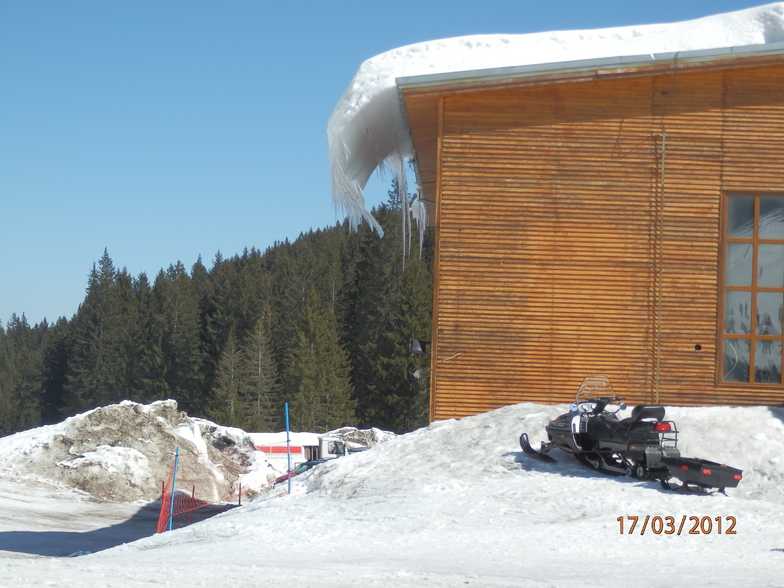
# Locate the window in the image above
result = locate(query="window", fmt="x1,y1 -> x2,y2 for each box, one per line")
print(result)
722,194 -> 784,384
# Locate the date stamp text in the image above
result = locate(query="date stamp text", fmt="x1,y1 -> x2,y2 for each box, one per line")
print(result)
617,516 -> 737,535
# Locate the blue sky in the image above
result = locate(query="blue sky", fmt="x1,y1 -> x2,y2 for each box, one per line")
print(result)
0,0 -> 768,325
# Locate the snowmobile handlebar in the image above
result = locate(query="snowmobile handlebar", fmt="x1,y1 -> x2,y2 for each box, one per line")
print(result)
572,396 -> 626,415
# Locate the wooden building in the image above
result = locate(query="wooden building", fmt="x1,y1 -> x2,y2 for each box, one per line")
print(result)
395,43 -> 784,420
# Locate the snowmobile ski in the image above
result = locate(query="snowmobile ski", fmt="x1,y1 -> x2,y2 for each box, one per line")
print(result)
519,433 -> 556,462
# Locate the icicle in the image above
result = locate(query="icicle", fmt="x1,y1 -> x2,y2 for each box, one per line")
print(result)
328,84 -> 414,237
410,194 -> 428,257
385,152 -> 414,266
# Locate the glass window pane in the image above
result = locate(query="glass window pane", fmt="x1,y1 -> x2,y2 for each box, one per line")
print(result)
723,339 -> 750,383
726,243 -> 753,286
728,195 -> 754,238
755,340 -> 782,383
758,244 -> 784,287
725,291 -> 751,334
759,196 -> 784,240
723,194 -> 784,386
756,292 -> 783,335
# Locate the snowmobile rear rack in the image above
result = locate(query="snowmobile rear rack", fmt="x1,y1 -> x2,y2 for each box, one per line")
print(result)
660,456 -> 742,492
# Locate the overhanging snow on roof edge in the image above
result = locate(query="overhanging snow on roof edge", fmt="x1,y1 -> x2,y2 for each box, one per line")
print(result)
328,4 -> 784,237
395,41 -> 784,92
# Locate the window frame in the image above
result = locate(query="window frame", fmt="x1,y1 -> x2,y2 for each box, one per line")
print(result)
719,192 -> 784,386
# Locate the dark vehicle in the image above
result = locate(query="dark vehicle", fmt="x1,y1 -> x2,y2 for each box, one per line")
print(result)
274,460 -> 326,486
520,375 -> 743,493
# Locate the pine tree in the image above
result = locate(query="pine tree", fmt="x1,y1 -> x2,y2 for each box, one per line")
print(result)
192,255 -> 224,405
385,251 -> 433,431
286,289 -> 355,432
207,331 -> 248,427
0,314 -> 41,433
265,245 -> 302,383
243,310 -> 280,431
154,262 -> 205,414
113,268 -> 145,401
0,321 -> 15,435
133,272 -> 169,402
344,189 -> 403,429
40,317 -> 70,424
343,179 -> 434,432
65,250 -> 124,412
0,182 -> 434,437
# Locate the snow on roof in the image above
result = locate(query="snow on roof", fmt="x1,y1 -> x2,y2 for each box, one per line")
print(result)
327,3 -> 784,232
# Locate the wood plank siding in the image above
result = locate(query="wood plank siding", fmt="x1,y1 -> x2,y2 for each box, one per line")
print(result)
401,59 -> 784,420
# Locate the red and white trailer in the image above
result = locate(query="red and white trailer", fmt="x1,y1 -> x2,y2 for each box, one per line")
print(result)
249,432 -> 346,474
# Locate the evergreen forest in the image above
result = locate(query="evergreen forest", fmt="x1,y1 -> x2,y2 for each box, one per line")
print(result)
0,182 -> 433,437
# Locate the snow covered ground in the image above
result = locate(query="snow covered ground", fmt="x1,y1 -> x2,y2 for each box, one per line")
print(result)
0,401 -> 781,587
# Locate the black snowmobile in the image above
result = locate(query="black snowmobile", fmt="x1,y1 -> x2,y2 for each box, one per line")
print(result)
519,375 -> 743,493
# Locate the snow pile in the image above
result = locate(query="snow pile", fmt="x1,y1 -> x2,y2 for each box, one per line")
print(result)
0,401 -> 782,585
325,425 -> 395,449
328,3 -> 784,231
302,403 -> 784,505
0,400 -> 271,502
55,445 -> 153,492
665,405 -> 784,503
117,402 -> 783,586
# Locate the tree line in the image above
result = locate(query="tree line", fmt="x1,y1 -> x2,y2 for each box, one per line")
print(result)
0,182 -> 433,437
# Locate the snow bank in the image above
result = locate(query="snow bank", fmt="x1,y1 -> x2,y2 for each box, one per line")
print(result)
325,425 -> 396,449
0,401 -> 393,504
0,401 -> 782,586
0,400 -> 272,502
328,3 -> 784,230
666,405 -> 784,504
302,402 -> 784,505
101,401 -> 782,587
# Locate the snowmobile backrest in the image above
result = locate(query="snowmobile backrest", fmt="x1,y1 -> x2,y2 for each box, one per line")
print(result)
629,405 -> 665,423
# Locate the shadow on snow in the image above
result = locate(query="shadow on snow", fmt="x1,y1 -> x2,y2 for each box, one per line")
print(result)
507,449 -> 671,492
0,502 -> 237,557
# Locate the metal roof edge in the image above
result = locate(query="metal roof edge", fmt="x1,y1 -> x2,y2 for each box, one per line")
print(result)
395,41 -> 784,90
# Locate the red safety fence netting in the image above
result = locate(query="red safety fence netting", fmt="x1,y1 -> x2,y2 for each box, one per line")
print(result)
156,446 -> 260,533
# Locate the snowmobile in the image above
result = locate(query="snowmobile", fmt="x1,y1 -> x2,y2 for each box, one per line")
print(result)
519,375 -> 743,493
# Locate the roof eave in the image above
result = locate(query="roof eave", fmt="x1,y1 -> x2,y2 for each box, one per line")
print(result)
395,41 -> 784,94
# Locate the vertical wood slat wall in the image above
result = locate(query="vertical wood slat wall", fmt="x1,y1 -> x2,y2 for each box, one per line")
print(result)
403,62 -> 784,421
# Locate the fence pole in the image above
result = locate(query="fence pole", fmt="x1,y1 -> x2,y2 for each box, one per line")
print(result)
168,446 -> 180,532
285,403 -> 291,494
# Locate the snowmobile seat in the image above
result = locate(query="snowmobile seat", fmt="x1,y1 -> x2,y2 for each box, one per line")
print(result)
628,405 -> 665,424
590,417 -> 629,441
590,405 -> 666,443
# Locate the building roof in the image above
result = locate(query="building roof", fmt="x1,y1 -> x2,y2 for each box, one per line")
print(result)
396,41 -> 784,210
396,41 -> 784,93
327,3 -> 784,232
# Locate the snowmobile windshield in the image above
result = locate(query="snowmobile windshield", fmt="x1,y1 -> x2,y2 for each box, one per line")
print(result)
571,376 -> 624,414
